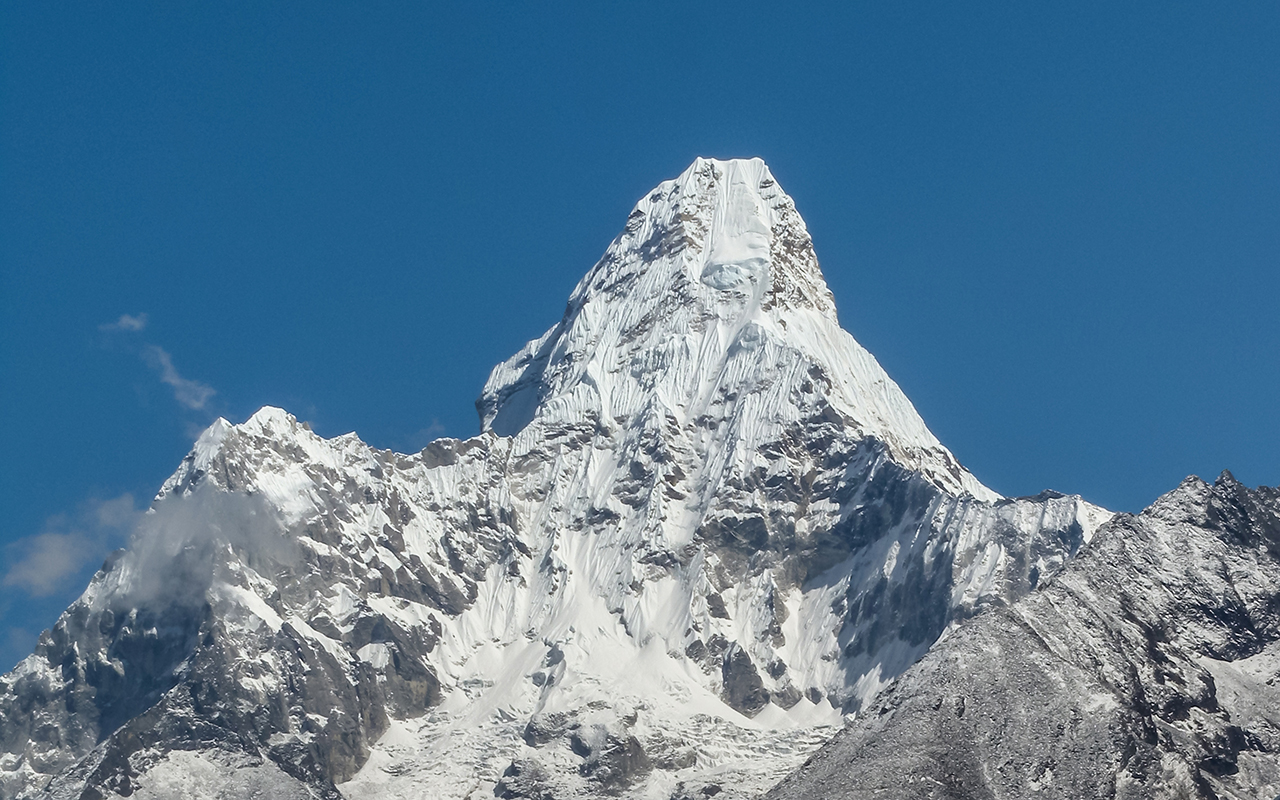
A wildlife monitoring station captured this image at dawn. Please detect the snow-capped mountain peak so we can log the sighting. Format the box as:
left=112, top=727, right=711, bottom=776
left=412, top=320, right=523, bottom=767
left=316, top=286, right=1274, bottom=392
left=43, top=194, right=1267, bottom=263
left=0, top=158, right=1111, bottom=800
left=481, top=156, right=994, bottom=501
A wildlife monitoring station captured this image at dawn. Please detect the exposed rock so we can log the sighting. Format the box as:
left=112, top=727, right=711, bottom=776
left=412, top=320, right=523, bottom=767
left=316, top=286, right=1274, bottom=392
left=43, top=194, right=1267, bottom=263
left=494, top=759, right=556, bottom=800
left=767, top=473, right=1280, bottom=800
left=722, top=644, right=769, bottom=716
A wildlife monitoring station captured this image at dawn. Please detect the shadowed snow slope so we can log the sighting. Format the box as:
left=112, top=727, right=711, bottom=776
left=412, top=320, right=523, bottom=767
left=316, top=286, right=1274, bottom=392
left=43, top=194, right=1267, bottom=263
left=767, top=472, right=1280, bottom=800
left=0, top=159, right=1109, bottom=800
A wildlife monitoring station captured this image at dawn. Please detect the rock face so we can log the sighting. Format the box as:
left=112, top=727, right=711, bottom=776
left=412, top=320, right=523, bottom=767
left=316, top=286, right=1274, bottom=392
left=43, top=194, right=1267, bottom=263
left=767, top=472, right=1280, bottom=800
left=0, top=158, right=1110, bottom=799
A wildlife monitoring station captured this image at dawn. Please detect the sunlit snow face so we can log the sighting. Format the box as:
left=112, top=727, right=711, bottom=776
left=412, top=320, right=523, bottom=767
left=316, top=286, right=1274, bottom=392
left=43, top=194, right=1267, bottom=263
left=700, top=172, right=771, bottom=292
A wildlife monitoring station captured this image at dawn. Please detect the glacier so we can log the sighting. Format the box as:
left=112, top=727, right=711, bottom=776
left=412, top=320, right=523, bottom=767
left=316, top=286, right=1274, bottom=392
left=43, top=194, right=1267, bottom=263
left=0, top=158, right=1112, bottom=799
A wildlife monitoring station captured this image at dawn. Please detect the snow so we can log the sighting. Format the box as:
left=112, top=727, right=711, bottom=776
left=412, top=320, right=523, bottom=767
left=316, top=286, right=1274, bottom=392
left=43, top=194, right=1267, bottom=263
left=0, top=157, right=1115, bottom=800
left=191, top=417, right=233, bottom=473
left=126, top=749, right=315, bottom=800
left=481, top=157, right=996, bottom=502
left=214, top=582, right=283, bottom=632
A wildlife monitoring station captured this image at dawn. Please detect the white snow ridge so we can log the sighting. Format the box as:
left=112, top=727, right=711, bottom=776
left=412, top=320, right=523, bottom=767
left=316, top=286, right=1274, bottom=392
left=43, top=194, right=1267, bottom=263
left=0, top=158, right=1110, bottom=800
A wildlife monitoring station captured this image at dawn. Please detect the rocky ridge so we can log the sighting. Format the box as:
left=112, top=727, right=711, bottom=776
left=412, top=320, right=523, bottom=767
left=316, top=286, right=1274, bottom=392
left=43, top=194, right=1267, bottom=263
left=767, top=472, right=1280, bottom=800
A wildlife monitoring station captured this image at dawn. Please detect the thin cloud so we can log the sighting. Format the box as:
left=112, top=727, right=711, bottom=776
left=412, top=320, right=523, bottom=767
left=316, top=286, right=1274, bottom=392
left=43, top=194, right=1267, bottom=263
left=93, top=493, right=142, bottom=529
left=99, top=313, right=149, bottom=332
left=2, top=532, right=95, bottom=597
left=143, top=345, right=216, bottom=410
left=2, top=494, right=142, bottom=598
left=405, top=419, right=448, bottom=451
left=99, top=313, right=220, bottom=415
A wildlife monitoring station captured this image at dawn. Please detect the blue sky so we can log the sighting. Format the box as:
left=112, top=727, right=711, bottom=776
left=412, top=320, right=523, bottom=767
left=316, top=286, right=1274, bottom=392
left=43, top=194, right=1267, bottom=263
left=2, top=2, right=1277, bottom=669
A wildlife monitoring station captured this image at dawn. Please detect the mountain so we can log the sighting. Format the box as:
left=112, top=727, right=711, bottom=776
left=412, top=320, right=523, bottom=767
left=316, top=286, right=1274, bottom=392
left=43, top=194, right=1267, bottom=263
left=767, top=472, right=1280, bottom=800
left=0, top=158, right=1110, bottom=800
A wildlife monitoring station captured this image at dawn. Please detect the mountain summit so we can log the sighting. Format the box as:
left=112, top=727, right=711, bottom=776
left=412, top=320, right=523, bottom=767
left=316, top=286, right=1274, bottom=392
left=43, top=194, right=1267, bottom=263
left=0, top=159, right=1108, bottom=800
left=481, top=157, right=993, bottom=500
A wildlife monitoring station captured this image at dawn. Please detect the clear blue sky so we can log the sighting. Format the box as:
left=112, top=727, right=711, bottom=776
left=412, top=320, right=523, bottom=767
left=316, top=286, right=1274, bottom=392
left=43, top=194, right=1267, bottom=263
left=2, top=2, right=1277, bottom=669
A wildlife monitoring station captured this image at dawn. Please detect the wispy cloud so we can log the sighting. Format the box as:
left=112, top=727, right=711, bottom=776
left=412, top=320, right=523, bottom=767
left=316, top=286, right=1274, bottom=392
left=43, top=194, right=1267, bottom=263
left=2, top=532, right=96, bottom=596
left=99, top=313, right=149, bottom=332
left=404, top=419, right=448, bottom=451
left=99, top=312, right=219, bottom=414
left=2, top=494, right=142, bottom=597
left=143, top=345, right=216, bottom=411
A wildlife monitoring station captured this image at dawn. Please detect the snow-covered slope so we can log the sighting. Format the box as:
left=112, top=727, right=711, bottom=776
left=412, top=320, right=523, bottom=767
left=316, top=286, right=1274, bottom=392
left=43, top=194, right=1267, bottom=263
left=479, top=158, right=993, bottom=502
left=0, top=158, right=1109, bottom=800
left=767, top=472, right=1280, bottom=800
